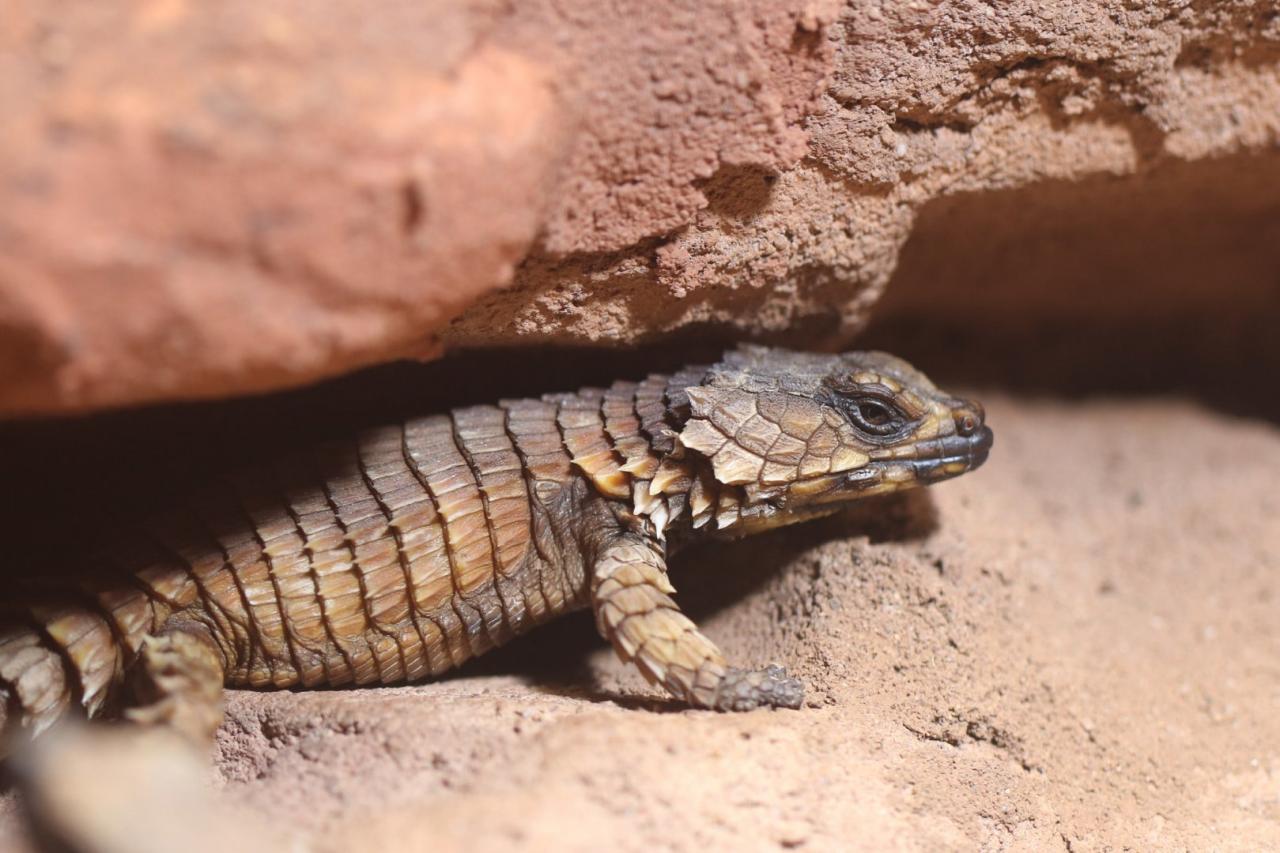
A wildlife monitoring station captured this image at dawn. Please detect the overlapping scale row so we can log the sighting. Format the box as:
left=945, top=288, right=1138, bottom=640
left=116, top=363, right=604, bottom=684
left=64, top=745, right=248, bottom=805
left=452, top=405, right=542, bottom=632
left=0, top=370, right=730, bottom=728
left=404, top=415, right=505, bottom=657
left=501, top=398, right=581, bottom=613
left=551, top=391, right=630, bottom=500
left=356, top=424, right=459, bottom=677
left=602, top=382, right=660, bottom=481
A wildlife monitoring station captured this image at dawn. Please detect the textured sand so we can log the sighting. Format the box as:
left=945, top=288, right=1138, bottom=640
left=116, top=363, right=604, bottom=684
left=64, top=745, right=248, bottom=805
left=0, top=363, right=1276, bottom=850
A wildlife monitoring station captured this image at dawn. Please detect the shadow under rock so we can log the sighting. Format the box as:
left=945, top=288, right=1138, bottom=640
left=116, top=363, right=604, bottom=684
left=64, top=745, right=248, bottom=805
left=463, top=491, right=938, bottom=708
left=0, top=346, right=725, bottom=569
left=861, top=151, right=1280, bottom=425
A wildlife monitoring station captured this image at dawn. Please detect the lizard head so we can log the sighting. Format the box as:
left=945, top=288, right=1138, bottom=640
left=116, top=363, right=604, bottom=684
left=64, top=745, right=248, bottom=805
left=679, top=346, right=992, bottom=511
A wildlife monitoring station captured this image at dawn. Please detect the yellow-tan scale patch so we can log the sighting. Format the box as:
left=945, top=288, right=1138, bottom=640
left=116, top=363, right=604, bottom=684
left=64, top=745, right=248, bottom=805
left=631, top=376, right=685, bottom=532
left=654, top=366, right=713, bottom=523
left=357, top=424, right=457, bottom=676
left=452, top=406, right=542, bottom=632
left=680, top=387, right=870, bottom=492
left=602, top=381, right=666, bottom=519
left=404, top=415, right=504, bottom=656
left=552, top=391, right=630, bottom=500
left=602, top=382, right=661, bottom=482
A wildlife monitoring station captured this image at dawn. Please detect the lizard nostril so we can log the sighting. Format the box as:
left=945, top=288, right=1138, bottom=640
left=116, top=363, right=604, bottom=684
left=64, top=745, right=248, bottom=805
left=955, top=402, right=984, bottom=436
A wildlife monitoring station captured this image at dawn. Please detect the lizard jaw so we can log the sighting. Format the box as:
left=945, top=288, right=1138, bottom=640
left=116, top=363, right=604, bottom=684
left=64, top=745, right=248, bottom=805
left=849, top=425, right=994, bottom=491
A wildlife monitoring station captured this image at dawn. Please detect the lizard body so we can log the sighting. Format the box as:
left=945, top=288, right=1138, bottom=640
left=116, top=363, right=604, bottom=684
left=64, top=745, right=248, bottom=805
left=0, top=346, right=991, bottom=742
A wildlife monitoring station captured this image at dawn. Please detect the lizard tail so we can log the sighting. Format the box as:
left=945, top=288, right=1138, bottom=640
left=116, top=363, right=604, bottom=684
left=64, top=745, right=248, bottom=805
left=0, top=599, right=130, bottom=739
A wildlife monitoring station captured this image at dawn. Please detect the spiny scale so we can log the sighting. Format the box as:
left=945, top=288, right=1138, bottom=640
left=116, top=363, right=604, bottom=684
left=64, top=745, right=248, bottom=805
left=0, top=347, right=994, bottom=732
left=0, top=371, right=710, bottom=735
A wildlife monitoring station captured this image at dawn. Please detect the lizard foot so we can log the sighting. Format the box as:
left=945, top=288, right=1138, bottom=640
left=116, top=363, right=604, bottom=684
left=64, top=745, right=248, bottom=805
left=124, top=627, right=224, bottom=747
left=713, top=665, right=804, bottom=711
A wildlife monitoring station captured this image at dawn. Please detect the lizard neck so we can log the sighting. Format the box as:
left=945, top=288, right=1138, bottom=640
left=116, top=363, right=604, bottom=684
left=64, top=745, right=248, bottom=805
left=548, top=366, right=757, bottom=544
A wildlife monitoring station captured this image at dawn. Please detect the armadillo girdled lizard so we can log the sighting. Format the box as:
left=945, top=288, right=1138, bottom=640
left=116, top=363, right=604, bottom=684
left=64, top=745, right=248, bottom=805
left=0, top=346, right=992, bottom=743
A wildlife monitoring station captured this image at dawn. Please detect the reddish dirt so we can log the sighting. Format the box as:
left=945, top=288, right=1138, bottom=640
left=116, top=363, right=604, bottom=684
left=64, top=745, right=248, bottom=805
left=206, top=396, right=1280, bottom=850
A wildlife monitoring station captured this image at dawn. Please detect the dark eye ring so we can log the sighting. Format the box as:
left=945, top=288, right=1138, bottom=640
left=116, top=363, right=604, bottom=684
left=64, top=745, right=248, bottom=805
left=846, top=397, right=904, bottom=436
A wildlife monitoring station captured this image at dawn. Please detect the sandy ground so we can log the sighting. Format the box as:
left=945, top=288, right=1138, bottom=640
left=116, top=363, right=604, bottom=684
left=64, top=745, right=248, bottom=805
left=0, top=393, right=1277, bottom=851
left=58, top=392, right=1260, bottom=852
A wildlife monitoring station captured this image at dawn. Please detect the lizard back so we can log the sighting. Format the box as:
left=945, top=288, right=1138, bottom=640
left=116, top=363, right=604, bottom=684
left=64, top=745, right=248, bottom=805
left=0, top=347, right=993, bottom=734
left=0, top=374, right=704, bottom=734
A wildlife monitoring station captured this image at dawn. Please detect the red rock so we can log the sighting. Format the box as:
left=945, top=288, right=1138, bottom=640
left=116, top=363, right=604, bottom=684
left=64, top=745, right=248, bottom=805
left=1, top=0, right=1277, bottom=415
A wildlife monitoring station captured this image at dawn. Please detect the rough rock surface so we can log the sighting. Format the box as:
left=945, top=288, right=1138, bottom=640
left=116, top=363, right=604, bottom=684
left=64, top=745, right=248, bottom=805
left=3, top=0, right=1278, bottom=414
left=0, top=0, right=832, bottom=414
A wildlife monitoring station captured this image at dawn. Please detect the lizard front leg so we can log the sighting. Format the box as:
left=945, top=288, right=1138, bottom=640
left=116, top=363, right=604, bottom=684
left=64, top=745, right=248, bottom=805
left=591, top=532, right=803, bottom=711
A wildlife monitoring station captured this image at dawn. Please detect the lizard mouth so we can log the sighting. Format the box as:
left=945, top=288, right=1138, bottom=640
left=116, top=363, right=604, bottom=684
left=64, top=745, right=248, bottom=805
left=907, top=426, right=994, bottom=482
left=847, top=426, right=994, bottom=490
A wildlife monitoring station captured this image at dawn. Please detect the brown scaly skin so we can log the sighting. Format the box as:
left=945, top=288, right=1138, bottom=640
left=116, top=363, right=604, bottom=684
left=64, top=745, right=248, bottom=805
left=0, top=346, right=991, bottom=744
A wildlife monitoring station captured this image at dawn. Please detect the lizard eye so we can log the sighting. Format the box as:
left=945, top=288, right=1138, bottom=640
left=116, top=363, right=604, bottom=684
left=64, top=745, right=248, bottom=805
left=843, top=396, right=906, bottom=437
